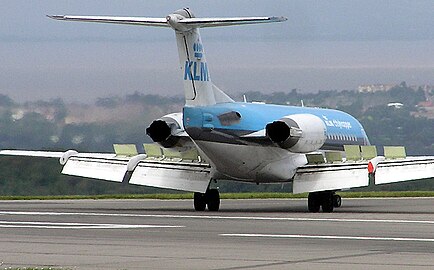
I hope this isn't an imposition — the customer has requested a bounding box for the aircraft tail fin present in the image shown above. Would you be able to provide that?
[48,8,286,106]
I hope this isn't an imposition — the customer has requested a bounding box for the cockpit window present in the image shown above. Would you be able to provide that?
[218,111,242,126]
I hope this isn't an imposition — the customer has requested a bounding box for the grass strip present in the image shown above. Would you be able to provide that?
[0,191,433,201]
[3,268,71,270]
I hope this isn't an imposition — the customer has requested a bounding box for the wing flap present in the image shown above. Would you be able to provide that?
[129,160,211,193]
[294,156,434,194]
[375,157,434,185]
[62,156,128,182]
[61,156,212,192]
[293,163,369,194]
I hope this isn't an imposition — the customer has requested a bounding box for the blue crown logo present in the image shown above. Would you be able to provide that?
[193,42,203,59]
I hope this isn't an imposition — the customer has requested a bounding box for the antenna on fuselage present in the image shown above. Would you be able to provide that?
[243,95,247,103]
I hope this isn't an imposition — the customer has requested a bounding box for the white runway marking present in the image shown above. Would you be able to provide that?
[0,220,183,229]
[1,211,433,225]
[220,234,434,243]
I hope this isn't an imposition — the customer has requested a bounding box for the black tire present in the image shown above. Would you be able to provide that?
[308,192,321,213]
[321,192,334,213]
[194,192,206,211]
[206,189,220,212]
[333,194,342,208]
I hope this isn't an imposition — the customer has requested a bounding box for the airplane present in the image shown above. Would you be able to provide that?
[1,8,433,212]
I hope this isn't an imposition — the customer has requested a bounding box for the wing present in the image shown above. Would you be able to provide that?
[0,145,211,193]
[294,150,434,194]
[2,145,433,194]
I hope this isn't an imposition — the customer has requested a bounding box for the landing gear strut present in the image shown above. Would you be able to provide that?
[194,189,220,211]
[308,191,341,213]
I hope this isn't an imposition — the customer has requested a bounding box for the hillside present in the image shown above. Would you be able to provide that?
[0,84,432,195]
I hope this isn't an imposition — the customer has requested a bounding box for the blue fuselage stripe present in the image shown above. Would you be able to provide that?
[183,102,369,147]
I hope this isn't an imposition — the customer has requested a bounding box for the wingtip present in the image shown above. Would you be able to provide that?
[47,15,65,20]
[271,16,288,22]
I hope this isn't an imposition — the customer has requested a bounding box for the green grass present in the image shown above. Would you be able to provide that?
[339,191,434,198]
[3,268,71,270]
[0,191,433,201]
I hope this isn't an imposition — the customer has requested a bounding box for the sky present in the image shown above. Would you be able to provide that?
[1,0,433,102]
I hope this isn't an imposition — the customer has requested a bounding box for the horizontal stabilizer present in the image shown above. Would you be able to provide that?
[47,15,169,27]
[47,15,286,29]
[175,16,287,28]
[48,9,286,107]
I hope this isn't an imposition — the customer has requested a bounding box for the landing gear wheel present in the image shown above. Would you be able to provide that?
[206,189,220,212]
[308,192,321,213]
[194,192,206,211]
[333,194,342,208]
[321,192,334,213]
[308,191,336,212]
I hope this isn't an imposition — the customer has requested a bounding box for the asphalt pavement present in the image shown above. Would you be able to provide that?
[0,198,433,269]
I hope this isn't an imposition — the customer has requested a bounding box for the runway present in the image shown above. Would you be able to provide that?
[0,198,433,269]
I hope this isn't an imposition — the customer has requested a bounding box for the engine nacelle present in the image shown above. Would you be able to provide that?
[146,112,194,151]
[266,114,326,153]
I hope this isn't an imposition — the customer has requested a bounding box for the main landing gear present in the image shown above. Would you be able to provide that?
[194,189,220,211]
[308,191,341,213]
